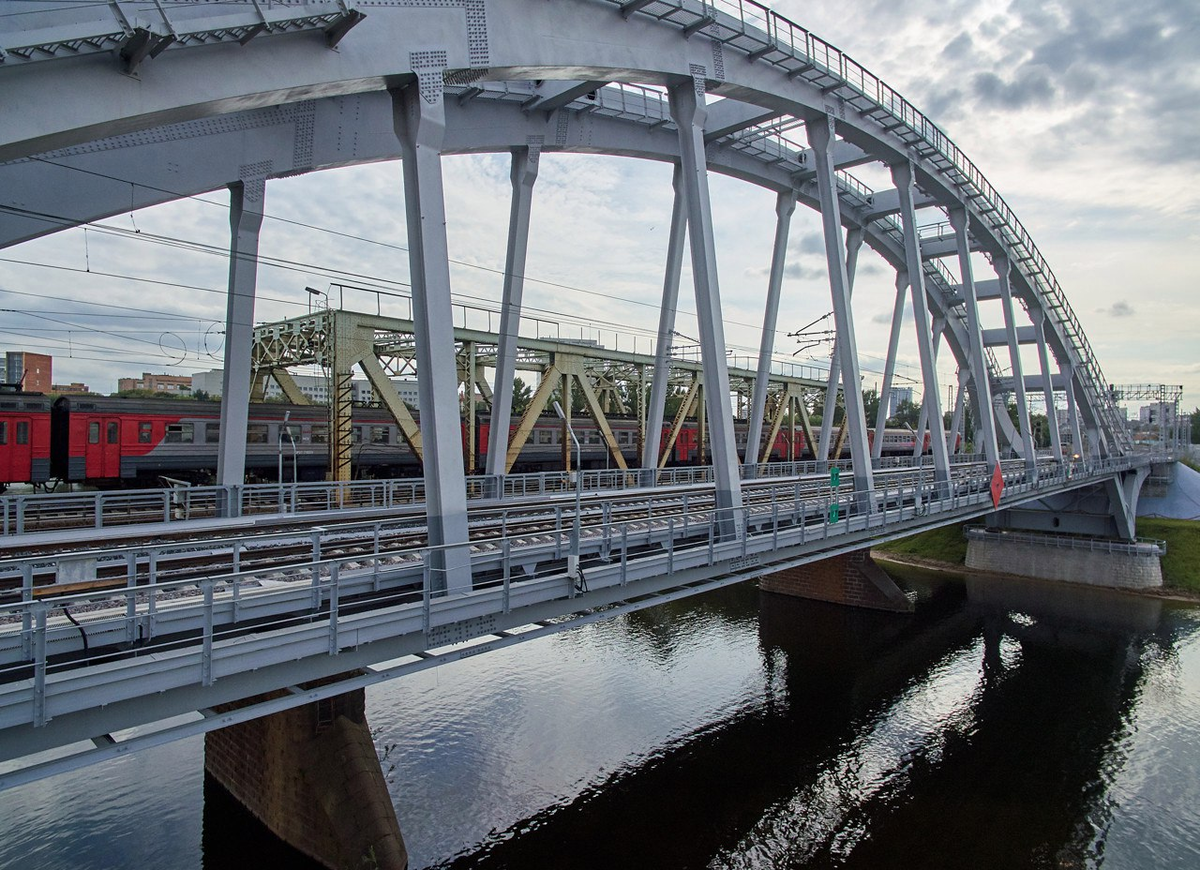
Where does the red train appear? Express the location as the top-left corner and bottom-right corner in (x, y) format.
(0, 392), (940, 491)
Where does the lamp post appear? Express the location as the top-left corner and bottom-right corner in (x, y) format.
(305, 286), (326, 314)
(277, 410), (290, 511)
(553, 400), (582, 591)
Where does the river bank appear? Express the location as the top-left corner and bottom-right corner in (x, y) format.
(872, 517), (1200, 601)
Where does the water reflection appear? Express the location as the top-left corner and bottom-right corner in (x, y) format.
(427, 568), (1198, 870)
(1, 567), (1195, 870)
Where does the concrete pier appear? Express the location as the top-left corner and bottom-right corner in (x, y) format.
(965, 528), (1163, 590)
(205, 688), (407, 870)
(759, 549), (913, 612)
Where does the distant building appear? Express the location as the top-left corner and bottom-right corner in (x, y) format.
(51, 382), (91, 395)
(887, 387), (914, 418)
(4, 351), (51, 392)
(118, 372), (193, 395)
(191, 369), (420, 407)
(1139, 403), (1177, 427)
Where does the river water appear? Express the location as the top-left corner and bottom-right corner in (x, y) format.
(2, 564), (1199, 869)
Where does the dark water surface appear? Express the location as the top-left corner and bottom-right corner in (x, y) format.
(2, 565), (1199, 869)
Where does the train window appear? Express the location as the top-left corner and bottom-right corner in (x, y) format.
(616, 430), (629, 445)
(138, 422), (153, 444)
(370, 426), (389, 444)
(166, 423), (195, 444)
(311, 425), (329, 444)
(537, 429), (553, 445)
(585, 430), (602, 445)
(0, 422), (6, 444)
(107, 421), (118, 444)
(16, 422), (29, 445)
(245, 424), (268, 444)
(205, 424), (221, 444)
(351, 426), (363, 444)
(283, 424), (302, 443)
(89, 422), (100, 444)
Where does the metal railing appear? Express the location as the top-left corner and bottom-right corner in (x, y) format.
(964, 525), (1166, 557)
(0, 452), (1032, 537)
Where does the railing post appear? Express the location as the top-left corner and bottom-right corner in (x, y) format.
(502, 537), (512, 611)
(328, 564), (340, 655)
(33, 603), (48, 727)
(21, 563), (34, 660)
(201, 581), (214, 687)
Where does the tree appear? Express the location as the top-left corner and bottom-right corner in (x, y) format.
(893, 398), (921, 428)
(1192, 407), (1199, 444)
(510, 377), (533, 418)
(862, 389), (880, 426)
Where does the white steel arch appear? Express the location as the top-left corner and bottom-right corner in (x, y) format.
(0, 0), (1129, 485)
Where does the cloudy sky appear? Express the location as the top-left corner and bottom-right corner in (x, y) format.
(0, 0), (1196, 416)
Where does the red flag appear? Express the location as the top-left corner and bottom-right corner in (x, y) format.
(990, 464), (1004, 509)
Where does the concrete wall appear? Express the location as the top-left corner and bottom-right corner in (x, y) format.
(205, 688), (407, 870)
(760, 549), (913, 612)
(966, 536), (1162, 590)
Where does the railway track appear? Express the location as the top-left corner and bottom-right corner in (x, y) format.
(0, 458), (1038, 603)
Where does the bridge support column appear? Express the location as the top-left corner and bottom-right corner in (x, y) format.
(760, 549), (911, 612)
(873, 270), (909, 460)
(746, 189), (797, 475)
(204, 687), (407, 870)
(486, 142), (542, 484)
(216, 178), (265, 511)
(642, 163), (688, 484)
(948, 205), (1000, 468)
(392, 63), (471, 594)
(893, 160), (950, 489)
(996, 255), (1037, 477)
(816, 226), (863, 463)
(669, 73), (742, 536)
(809, 114), (873, 506)
(1032, 308), (1064, 462)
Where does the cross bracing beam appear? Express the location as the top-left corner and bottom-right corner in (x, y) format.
(982, 326), (1037, 347)
(0, 0), (1128, 455)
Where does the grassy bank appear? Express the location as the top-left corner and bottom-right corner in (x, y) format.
(873, 522), (968, 565)
(1137, 518), (1200, 594)
(873, 518), (1200, 595)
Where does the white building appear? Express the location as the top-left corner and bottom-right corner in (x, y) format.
(887, 386), (914, 418)
(191, 370), (419, 407)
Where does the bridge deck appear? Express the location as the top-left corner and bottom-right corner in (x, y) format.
(0, 452), (1155, 790)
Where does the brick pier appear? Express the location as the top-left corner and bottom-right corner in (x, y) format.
(205, 687), (408, 870)
(759, 549), (913, 612)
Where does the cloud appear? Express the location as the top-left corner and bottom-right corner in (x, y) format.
(1097, 300), (1135, 317)
(972, 66), (1056, 110)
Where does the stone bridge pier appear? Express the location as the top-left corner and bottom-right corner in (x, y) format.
(205, 686), (407, 870)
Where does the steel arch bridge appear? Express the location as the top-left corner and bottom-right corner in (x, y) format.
(0, 0), (1158, 789)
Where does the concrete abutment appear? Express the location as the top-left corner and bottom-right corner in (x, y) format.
(204, 687), (408, 870)
(965, 528), (1163, 590)
(760, 549), (913, 612)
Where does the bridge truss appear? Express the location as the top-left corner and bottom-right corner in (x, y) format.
(0, 0), (1158, 784)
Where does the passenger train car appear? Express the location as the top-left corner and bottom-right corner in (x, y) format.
(0, 391), (945, 491)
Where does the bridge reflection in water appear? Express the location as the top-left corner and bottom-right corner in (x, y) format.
(1, 568), (1197, 870)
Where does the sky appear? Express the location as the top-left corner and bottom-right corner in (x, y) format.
(0, 0), (1196, 417)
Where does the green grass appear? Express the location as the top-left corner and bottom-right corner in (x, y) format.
(874, 522), (969, 565)
(1137, 518), (1200, 594)
(1182, 455), (1200, 474)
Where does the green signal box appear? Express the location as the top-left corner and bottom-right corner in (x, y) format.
(830, 466), (840, 487)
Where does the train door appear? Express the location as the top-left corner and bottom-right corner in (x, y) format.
(85, 417), (122, 479)
(0, 417), (33, 483)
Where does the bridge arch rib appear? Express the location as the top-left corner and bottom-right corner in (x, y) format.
(0, 0), (1125, 457)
